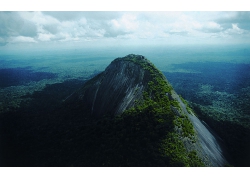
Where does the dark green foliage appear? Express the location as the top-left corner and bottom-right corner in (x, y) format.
(0, 55), (204, 167)
(170, 100), (181, 109)
(192, 103), (250, 166)
(159, 133), (204, 167)
(84, 106), (174, 166)
(187, 151), (205, 167)
(174, 117), (195, 140)
(179, 95), (194, 114)
(108, 54), (204, 166)
(163, 62), (250, 166)
(0, 79), (87, 166)
(76, 54), (204, 166)
(0, 67), (57, 88)
(76, 89), (202, 166)
(160, 132), (188, 166)
(68, 55), (204, 166)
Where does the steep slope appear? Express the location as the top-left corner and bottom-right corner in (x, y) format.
(170, 90), (228, 166)
(66, 54), (157, 117)
(64, 54), (228, 166)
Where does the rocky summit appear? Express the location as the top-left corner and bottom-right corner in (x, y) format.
(65, 54), (166, 117)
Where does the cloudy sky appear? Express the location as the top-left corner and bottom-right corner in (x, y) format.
(1, 11), (250, 51)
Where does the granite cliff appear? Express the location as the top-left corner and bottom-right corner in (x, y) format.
(65, 54), (163, 117)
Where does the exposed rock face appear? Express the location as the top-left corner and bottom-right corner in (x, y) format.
(66, 54), (154, 117)
(171, 90), (228, 166)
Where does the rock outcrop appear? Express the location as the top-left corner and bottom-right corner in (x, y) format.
(65, 54), (160, 117)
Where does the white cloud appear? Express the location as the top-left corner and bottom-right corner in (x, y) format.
(1, 11), (250, 48)
(57, 33), (80, 42)
(231, 24), (244, 34)
(223, 23), (246, 37)
(79, 17), (87, 25)
(120, 14), (138, 31)
(197, 21), (223, 33)
(206, 22), (222, 30)
(10, 36), (37, 43)
(38, 33), (54, 41)
(30, 11), (60, 26)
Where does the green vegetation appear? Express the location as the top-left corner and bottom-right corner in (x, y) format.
(110, 54), (204, 166)
(191, 103), (250, 166)
(160, 133), (204, 166)
(0, 54), (204, 167)
(179, 95), (194, 115)
(164, 62), (250, 166)
(174, 117), (195, 140)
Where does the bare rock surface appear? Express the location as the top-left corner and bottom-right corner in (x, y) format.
(171, 90), (228, 166)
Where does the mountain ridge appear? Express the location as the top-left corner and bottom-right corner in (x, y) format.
(62, 54), (211, 166)
(0, 54), (231, 167)
(65, 54), (169, 117)
(63, 54), (228, 166)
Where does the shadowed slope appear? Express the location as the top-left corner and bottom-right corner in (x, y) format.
(65, 55), (156, 117)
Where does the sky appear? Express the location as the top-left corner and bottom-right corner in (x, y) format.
(1, 10), (250, 52)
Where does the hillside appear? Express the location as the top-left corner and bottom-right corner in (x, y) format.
(63, 54), (227, 166)
(0, 54), (229, 166)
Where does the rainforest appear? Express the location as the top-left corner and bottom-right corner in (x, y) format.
(0, 45), (249, 167)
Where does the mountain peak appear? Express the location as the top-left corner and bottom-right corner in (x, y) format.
(63, 54), (227, 166)
(66, 54), (169, 117)
(113, 54), (147, 63)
